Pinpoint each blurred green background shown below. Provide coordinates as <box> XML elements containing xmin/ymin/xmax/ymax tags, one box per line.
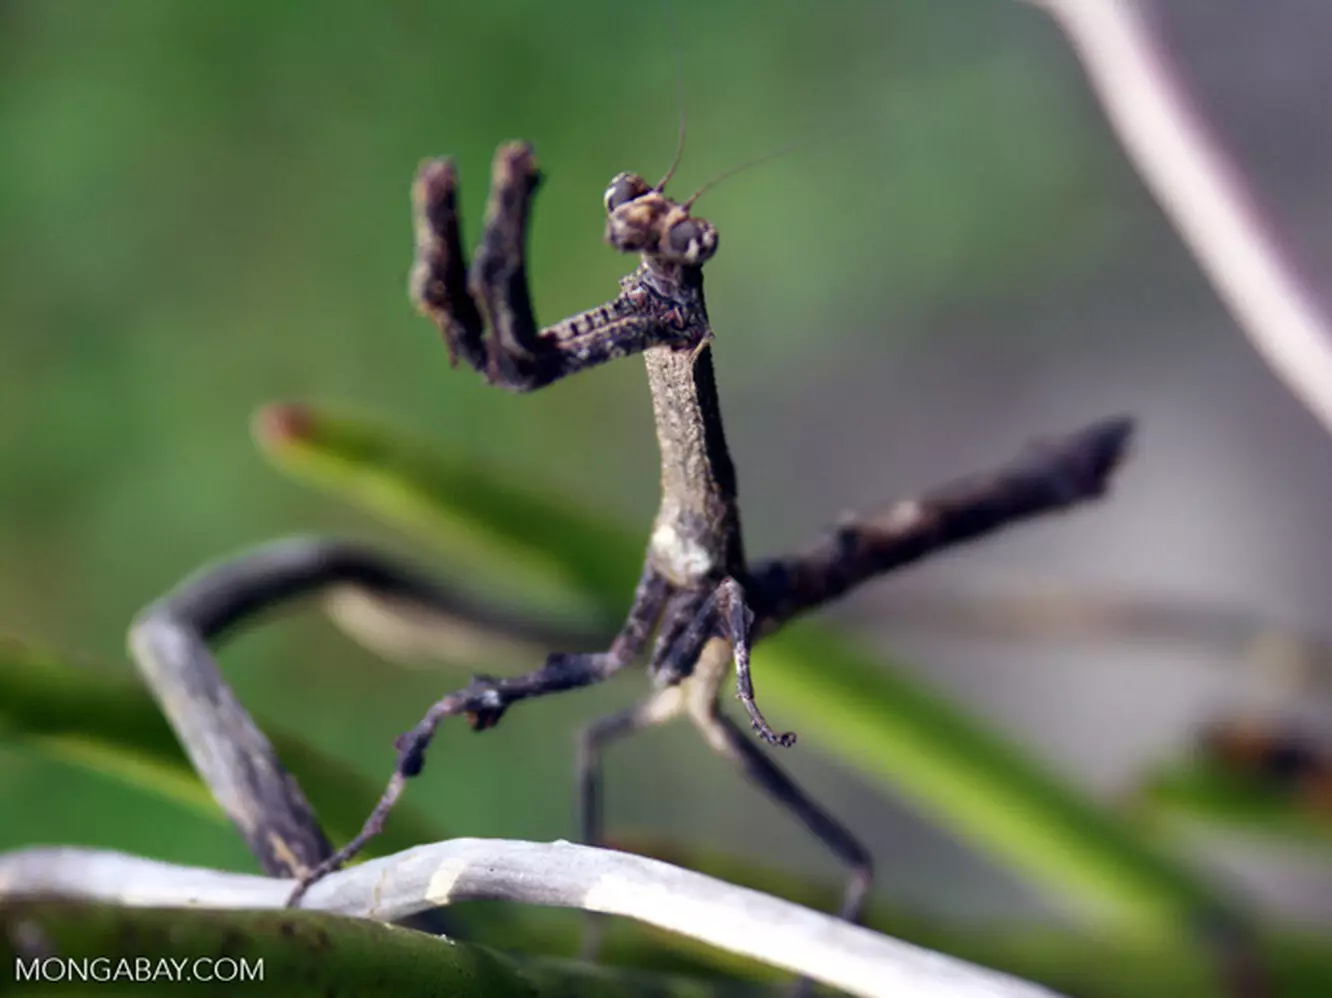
<box><xmin>5</xmin><ymin>0</ymin><xmax>1332</xmax><ymax>991</ymax></box>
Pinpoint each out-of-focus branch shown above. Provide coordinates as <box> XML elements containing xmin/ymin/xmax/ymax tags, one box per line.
<box><xmin>127</xmin><ymin>537</ymin><xmax>600</xmax><ymax>877</ymax></box>
<box><xmin>0</xmin><ymin>840</ymin><xmax>1065</xmax><ymax>998</ymax></box>
<box><xmin>871</xmin><ymin>583</ymin><xmax>1332</xmax><ymax>687</ymax></box>
<box><xmin>1031</xmin><ymin>0</ymin><xmax>1332</xmax><ymax>440</ymax></box>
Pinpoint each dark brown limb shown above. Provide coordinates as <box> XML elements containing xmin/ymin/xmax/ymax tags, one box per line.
<box><xmin>661</xmin><ymin>636</ymin><xmax>873</xmax><ymax>996</ymax></box>
<box><xmin>287</xmin><ymin>565</ymin><xmax>671</xmax><ymax>905</ymax></box>
<box><xmin>701</xmin><ymin>710</ymin><xmax>872</xmax><ymax>922</ymax></box>
<box><xmin>746</xmin><ymin>416</ymin><xmax>1135</xmax><ymax>630</ymax></box>
<box><xmin>574</xmin><ymin>669</ymin><xmax>868</xmax><ymax>973</ymax></box>
<box><xmin>574</xmin><ymin>700</ymin><xmax>663</xmax><ymax>960</ymax></box>
<box><xmin>577</xmin><ymin>704</ymin><xmax>664</xmax><ymax>852</ymax></box>
<box><xmin>696</xmin><ymin>709</ymin><xmax>873</xmax><ymax>998</ymax></box>
<box><xmin>410</xmin><ymin>145</ymin><xmax>698</xmax><ymax>392</ymax></box>
<box><xmin>645</xmin><ymin>588</ymin><xmax>711</xmax><ymax>686</ymax></box>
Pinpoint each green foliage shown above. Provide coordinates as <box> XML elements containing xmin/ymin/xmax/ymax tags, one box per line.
<box><xmin>0</xmin><ymin>899</ymin><xmax>748</xmax><ymax>998</ymax></box>
<box><xmin>1138</xmin><ymin>756</ymin><xmax>1332</xmax><ymax>854</ymax></box>
<box><xmin>253</xmin><ymin>404</ymin><xmax>633</xmax><ymax>622</ymax></box>
<box><xmin>0</xmin><ymin>639</ymin><xmax>446</xmax><ymax>857</ymax></box>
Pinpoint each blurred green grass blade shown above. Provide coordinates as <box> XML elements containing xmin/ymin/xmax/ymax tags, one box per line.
<box><xmin>1137</xmin><ymin>758</ymin><xmax>1332</xmax><ymax>852</ymax></box>
<box><xmin>756</xmin><ymin>626</ymin><xmax>1232</xmax><ymax>937</ymax></box>
<box><xmin>254</xmin><ymin>404</ymin><xmax>639</xmax><ymax>623</ymax></box>
<box><xmin>0</xmin><ymin>638</ymin><xmax>443</xmax><ymax>856</ymax></box>
<box><xmin>0</xmin><ymin>899</ymin><xmax>743</xmax><ymax>998</ymax></box>
<box><xmin>251</xmin><ymin>406</ymin><xmax>1239</xmax><ymax>935</ymax></box>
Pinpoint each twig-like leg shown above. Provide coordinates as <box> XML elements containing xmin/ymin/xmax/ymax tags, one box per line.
<box><xmin>688</xmin><ymin>622</ymin><xmax>872</xmax><ymax>998</ymax></box>
<box><xmin>577</xmin><ymin>633</ymin><xmax>872</xmax><ymax>986</ymax></box>
<box><xmin>693</xmin><ymin>707</ymin><xmax>873</xmax><ymax>998</ymax></box>
<box><xmin>578</xmin><ymin>705</ymin><xmax>666</xmax><ymax>855</ymax></box>
<box><xmin>288</xmin><ymin>565</ymin><xmax>671</xmax><ymax>904</ymax></box>
<box><xmin>411</xmin><ymin>144</ymin><xmax>698</xmax><ymax>392</ymax></box>
<box><xmin>706</xmin><ymin>707</ymin><xmax>874</xmax><ymax>921</ymax></box>
<box><xmin>129</xmin><ymin>536</ymin><xmax>586</xmax><ymax>877</ymax></box>
<box><xmin>586</xmin><ymin>575</ymin><xmax>863</xmax><ymax>988</ymax></box>
<box><xmin>575</xmin><ymin>700</ymin><xmax>667</xmax><ymax>959</ymax></box>
<box><xmin>747</xmin><ymin>416</ymin><xmax>1135</xmax><ymax>630</ymax></box>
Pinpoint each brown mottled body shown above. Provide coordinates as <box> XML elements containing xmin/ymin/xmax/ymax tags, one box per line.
<box><xmin>644</xmin><ymin>337</ymin><xmax>745</xmax><ymax>587</ymax></box>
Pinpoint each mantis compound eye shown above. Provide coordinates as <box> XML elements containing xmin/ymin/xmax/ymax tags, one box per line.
<box><xmin>665</xmin><ymin>217</ymin><xmax>716</xmax><ymax>263</ymax></box>
<box><xmin>668</xmin><ymin>219</ymin><xmax>700</xmax><ymax>254</ymax></box>
<box><xmin>604</xmin><ymin>172</ymin><xmax>651</xmax><ymax>213</ymax></box>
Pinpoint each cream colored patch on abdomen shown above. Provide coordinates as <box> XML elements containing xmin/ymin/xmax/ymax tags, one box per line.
<box><xmin>650</xmin><ymin>519</ymin><xmax>716</xmax><ymax>581</ymax></box>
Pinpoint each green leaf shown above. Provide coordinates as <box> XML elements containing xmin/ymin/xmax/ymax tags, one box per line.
<box><xmin>0</xmin><ymin>638</ymin><xmax>443</xmax><ymax>857</ymax></box>
<box><xmin>0</xmin><ymin>899</ymin><xmax>748</xmax><ymax>998</ymax></box>
<box><xmin>1137</xmin><ymin>756</ymin><xmax>1332</xmax><ymax>852</ymax></box>
<box><xmin>253</xmin><ymin>404</ymin><xmax>1242</xmax><ymax>940</ymax></box>
<box><xmin>755</xmin><ymin>626</ymin><xmax>1229</xmax><ymax>938</ymax></box>
<box><xmin>254</xmin><ymin>403</ymin><xmax>639</xmax><ymax>624</ymax></box>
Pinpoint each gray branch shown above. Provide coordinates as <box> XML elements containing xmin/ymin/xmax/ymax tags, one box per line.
<box><xmin>1031</xmin><ymin>0</ymin><xmax>1332</xmax><ymax>440</ymax></box>
<box><xmin>0</xmin><ymin>838</ymin><xmax>1063</xmax><ymax>998</ymax></box>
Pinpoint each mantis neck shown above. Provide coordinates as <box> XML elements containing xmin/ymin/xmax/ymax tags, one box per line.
<box><xmin>640</xmin><ymin>269</ymin><xmax>745</xmax><ymax>586</ymax></box>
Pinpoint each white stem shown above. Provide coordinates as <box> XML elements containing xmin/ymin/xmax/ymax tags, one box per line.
<box><xmin>1033</xmin><ymin>0</ymin><xmax>1332</xmax><ymax>438</ymax></box>
<box><xmin>0</xmin><ymin>839</ymin><xmax>1062</xmax><ymax>998</ymax></box>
